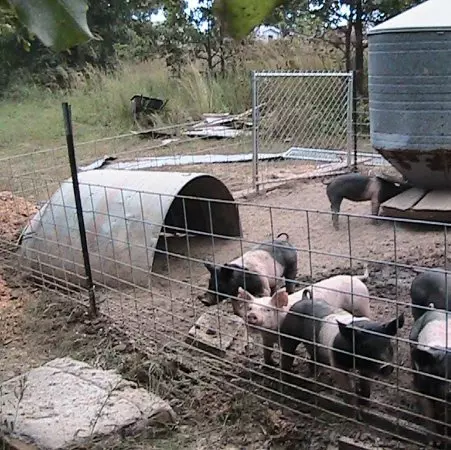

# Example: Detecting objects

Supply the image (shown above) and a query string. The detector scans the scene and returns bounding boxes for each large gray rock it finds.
[0,357,176,449]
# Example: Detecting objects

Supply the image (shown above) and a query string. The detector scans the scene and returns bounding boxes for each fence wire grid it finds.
[2,151,451,448]
[251,72,392,191]
[0,77,449,449]
[252,71,354,188]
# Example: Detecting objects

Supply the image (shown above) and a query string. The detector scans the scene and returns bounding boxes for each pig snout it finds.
[202,291,218,306]
[247,311,261,326]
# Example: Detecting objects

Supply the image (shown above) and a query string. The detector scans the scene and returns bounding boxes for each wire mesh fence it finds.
[252,71,355,189]
[0,118,256,203]
[2,138,451,448]
[2,97,451,448]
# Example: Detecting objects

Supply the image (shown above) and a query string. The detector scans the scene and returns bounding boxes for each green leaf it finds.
[5,0,94,51]
[213,0,284,40]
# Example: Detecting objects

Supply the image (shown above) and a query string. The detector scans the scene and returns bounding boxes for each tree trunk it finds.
[344,16,352,72]
[354,0,365,97]
[219,26,226,77]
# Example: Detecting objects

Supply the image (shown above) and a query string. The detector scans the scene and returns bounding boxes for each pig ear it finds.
[337,321,354,340]
[412,347,438,368]
[237,287,254,302]
[204,262,215,274]
[270,288,289,308]
[383,312,405,336]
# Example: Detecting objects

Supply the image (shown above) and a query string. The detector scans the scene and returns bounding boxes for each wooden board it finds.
[413,190,451,212]
[186,308,245,357]
[381,187,427,211]
[381,188,451,223]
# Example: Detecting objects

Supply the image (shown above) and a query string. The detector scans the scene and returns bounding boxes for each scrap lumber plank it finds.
[186,309,245,357]
[381,187,427,211]
[413,190,451,212]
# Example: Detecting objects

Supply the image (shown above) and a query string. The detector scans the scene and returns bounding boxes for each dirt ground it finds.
[1,164,449,449]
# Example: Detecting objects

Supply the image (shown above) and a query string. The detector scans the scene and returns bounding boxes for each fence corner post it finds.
[352,70,358,172]
[251,71,259,194]
[62,102,98,317]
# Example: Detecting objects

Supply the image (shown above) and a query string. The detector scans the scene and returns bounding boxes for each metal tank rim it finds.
[368,0,451,35]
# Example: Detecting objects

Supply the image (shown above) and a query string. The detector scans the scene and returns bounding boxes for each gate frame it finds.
[251,70,355,192]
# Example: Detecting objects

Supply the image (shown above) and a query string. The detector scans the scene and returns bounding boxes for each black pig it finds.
[411,269,451,321]
[279,297,404,406]
[325,173,410,230]
[203,232,297,316]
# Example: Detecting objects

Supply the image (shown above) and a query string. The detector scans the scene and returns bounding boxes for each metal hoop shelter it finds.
[18,170,242,289]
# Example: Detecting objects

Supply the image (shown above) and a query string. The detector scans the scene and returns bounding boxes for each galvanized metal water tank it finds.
[368,0,451,190]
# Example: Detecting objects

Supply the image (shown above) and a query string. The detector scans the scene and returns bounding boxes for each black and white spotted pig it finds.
[237,266,371,366]
[410,309,451,437]
[203,233,298,315]
[279,297,404,405]
[325,173,411,230]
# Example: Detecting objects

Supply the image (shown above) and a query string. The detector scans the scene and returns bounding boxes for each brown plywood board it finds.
[186,308,245,357]
[380,187,427,211]
[412,189,451,212]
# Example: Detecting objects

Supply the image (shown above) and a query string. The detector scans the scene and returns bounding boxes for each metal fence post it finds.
[352,70,358,172]
[346,72,354,168]
[251,71,259,193]
[62,102,98,317]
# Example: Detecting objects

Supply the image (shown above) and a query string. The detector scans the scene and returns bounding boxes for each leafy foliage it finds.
[213,0,285,40]
[2,0,94,50]
[0,0,427,97]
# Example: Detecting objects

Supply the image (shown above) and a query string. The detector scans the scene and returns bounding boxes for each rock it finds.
[0,357,176,449]
[114,343,127,352]
[9,289,22,300]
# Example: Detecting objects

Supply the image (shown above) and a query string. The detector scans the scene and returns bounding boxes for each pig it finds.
[325,173,411,230]
[203,232,297,315]
[410,269,451,321]
[279,297,404,406]
[410,309,451,437]
[237,265,371,366]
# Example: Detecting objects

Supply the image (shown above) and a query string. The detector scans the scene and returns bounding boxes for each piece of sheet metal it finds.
[19,170,242,289]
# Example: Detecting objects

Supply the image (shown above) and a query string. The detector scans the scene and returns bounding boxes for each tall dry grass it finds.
[0,38,342,154]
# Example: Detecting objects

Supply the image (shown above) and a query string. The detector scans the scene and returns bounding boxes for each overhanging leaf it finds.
[213,0,284,40]
[5,0,94,51]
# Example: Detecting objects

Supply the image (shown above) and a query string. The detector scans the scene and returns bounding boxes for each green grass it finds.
[0,39,342,158]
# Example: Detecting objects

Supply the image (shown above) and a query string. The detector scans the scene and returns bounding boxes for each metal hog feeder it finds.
[368,0,451,221]
[19,170,242,289]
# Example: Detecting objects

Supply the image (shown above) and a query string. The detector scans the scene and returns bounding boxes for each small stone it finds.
[10,289,21,299]
[114,343,127,352]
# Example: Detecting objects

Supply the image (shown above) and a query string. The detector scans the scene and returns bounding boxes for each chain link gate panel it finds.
[252,71,354,190]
